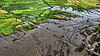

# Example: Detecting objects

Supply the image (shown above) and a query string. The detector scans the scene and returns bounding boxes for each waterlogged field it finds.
[0,0,100,35]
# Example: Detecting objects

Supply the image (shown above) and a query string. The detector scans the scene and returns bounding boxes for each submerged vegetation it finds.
[0,0,100,35]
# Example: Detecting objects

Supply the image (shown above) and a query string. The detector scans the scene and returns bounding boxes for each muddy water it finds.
[51,6,100,25]
[0,6,100,56]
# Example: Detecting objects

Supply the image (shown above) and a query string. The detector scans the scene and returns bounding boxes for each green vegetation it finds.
[45,0,100,10]
[0,0,100,36]
[96,24,100,30]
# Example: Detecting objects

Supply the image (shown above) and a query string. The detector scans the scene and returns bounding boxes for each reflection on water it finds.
[50,6,100,25]
[51,6,100,17]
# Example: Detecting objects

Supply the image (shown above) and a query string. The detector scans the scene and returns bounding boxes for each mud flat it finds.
[0,8,100,56]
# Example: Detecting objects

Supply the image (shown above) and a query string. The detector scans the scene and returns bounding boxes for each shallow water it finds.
[51,6,100,17]
[51,6,100,25]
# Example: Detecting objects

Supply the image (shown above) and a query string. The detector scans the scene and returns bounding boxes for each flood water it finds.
[50,6,100,25]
